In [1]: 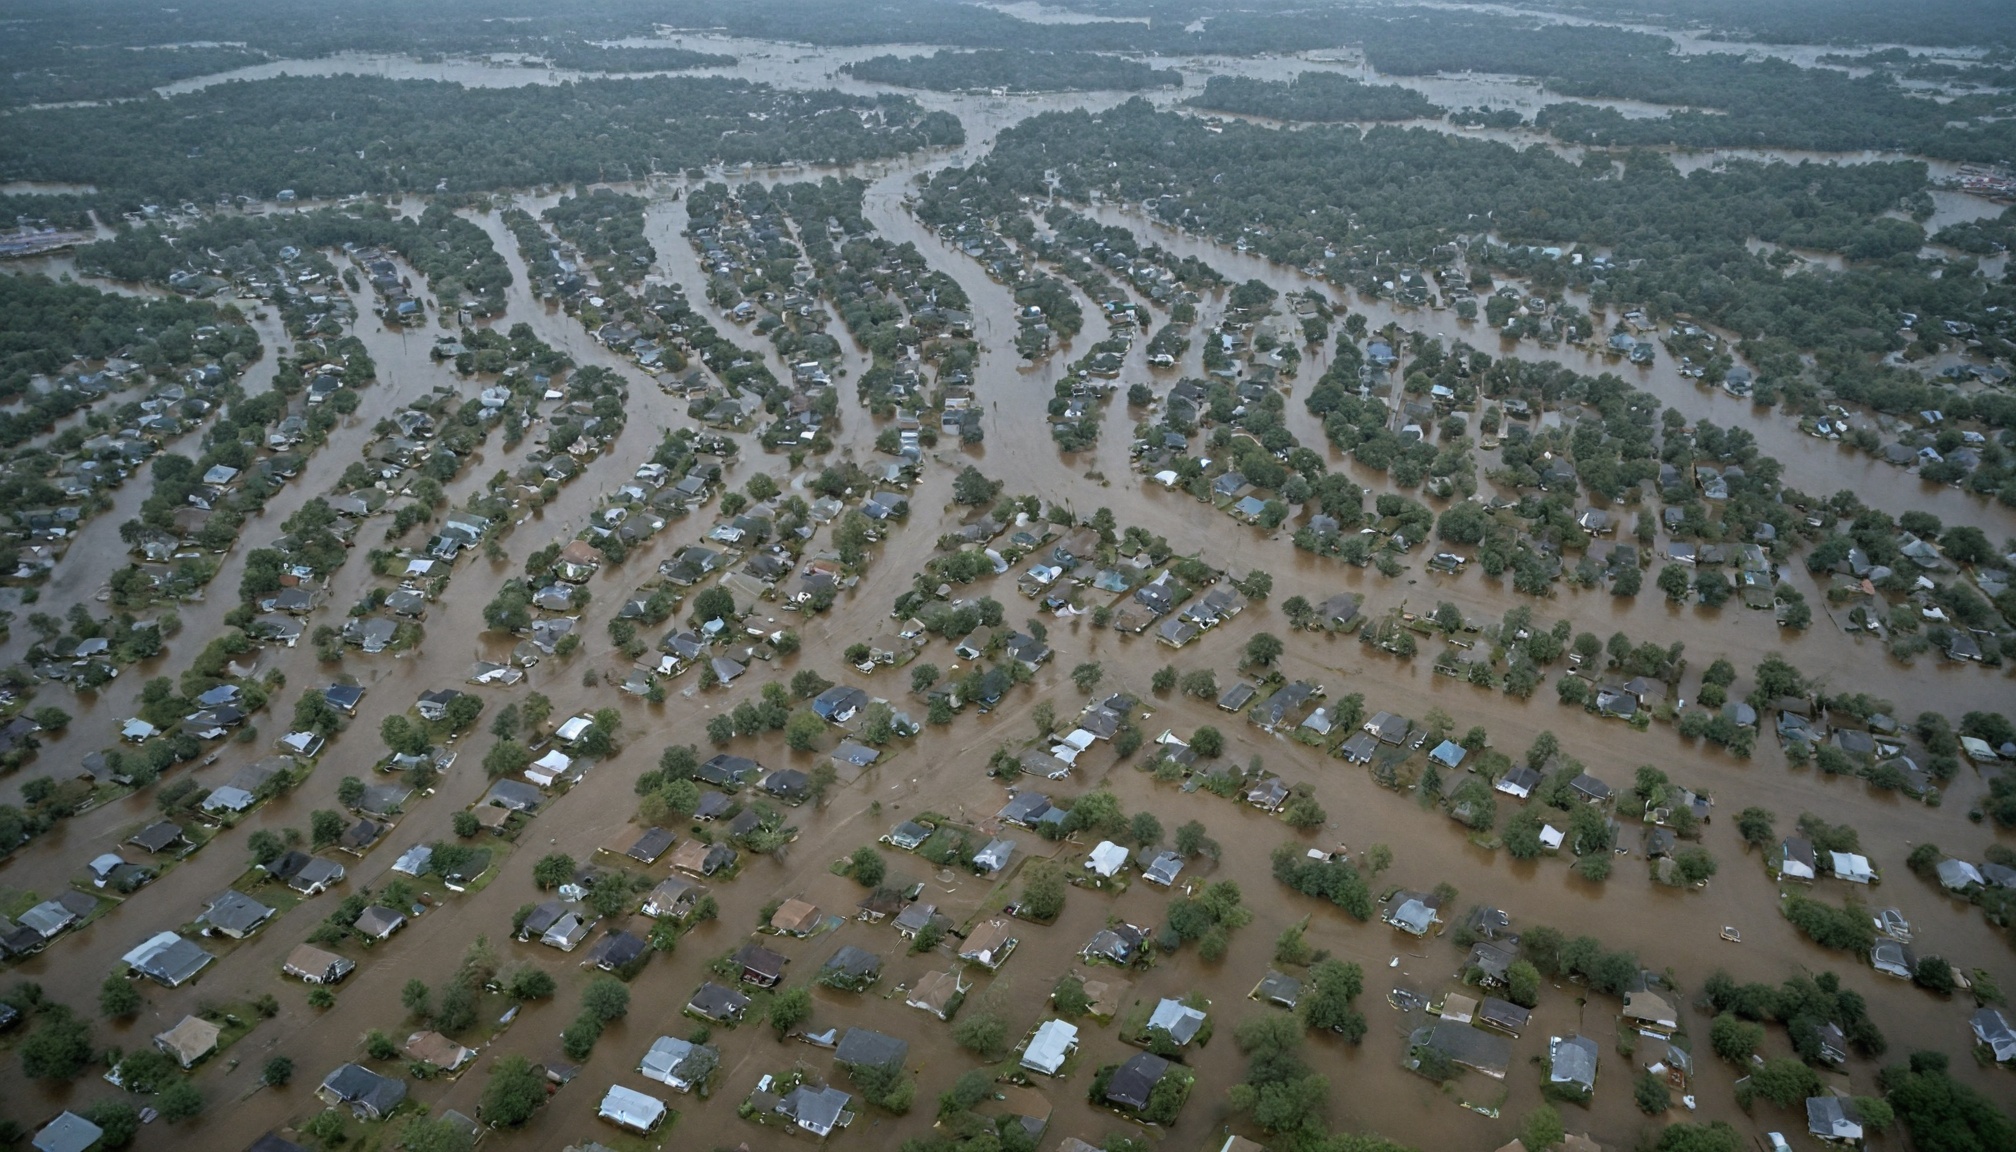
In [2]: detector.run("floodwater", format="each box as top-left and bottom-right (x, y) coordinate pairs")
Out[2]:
(2, 19), (2013, 1152)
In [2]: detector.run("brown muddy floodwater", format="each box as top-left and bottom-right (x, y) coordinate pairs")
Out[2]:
(3, 24), (2014, 1152)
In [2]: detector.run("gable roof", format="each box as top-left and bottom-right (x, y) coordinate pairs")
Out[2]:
(1104, 1051), (1170, 1110)
(835, 1026), (909, 1071)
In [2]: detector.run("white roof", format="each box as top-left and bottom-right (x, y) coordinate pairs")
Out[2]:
(556, 715), (594, 742)
(1539, 824), (1566, 849)
(1830, 852), (1874, 883)
(1147, 998), (1207, 1044)
(33, 1112), (103, 1152)
(392, 844), (434, 876)
(640, 1035), (698, 1085)
(533, 749), (572, 773)
(1061, 729), (1097, 751)
(1020, 1019), (1079, 1075)
(598, 1083), (667, 1131)
(202, 785), (257, 812)
(1085, 841), (1129, 878)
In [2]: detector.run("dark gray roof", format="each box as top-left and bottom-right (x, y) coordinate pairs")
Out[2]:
(834, 1026), (908, 1071)
(821, 945), (882, 981)
(1104, 1051), (1170, 1110)
(588, 929), (648, 970)
(688, 981), (750, 1020)
(1424, 1020), (1512, 1077)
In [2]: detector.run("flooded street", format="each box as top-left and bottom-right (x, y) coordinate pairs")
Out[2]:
(1, 19), (2013, 1152)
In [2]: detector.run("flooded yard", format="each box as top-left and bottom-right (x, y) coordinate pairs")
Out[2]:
(1, 13), (2013, 1152)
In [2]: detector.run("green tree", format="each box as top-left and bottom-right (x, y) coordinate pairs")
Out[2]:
(262, 1056), (294, 1087)
(481, 1054), (548, 1127)
(1735, 806), (1776, 849)
(951, 1008), (1008, 1060)
(157, 1080), (203, 1122)
(483, 739), (529, 778)
(1710, 1013), (1763, 1063)
(1129, 810), (1164, 847)
(1634, 1070), (1672, 1114)
(785, 708), (824, 750)
(507, 966), (556, 1000)
(1300, 958), (1367, 1041)
(310, 809), (344, 846)
(99, 973), (143, 1018)
(1742, 1057), (1821, 1108)
(401, 1117), (475, 1152)
(1071, 661), (1104, 693)
(769, 986), (812, 1038)
(691, 585), (735, 624)
(1191, 726), (1224, 758)
(19, 1005), (93, 1080)
(1019, 860), (1067, 921)
(849, 846), (886, 888)
(247, 828), (284, 864)
(1521, 1104), (1564, 1151)
(532, 852), (575, 890)
(402, 978), (432, 1018)
(1245, 632), (1284, 666)
(1657, 563), (1691, 601)
(582, 976), (630, 1021)
(1506, 960), (1542, 1009)
(1175, 819), (1218, 858)
(952, 466), (998, 506)
(84, 1101), (140, 1149)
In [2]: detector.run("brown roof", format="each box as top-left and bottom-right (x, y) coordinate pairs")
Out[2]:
(960, 918), (1016, 963)
(560, 540), (601, 565)
(284, 943), (344, 977)
(770, 897), (821, 935)
(403, 1030), (477, 1071)
(154, 1015), (220, 1067)
(670, 840), (717, 874)
(1080, 976), (1126, 1019)
(907, 969), (965, 1017)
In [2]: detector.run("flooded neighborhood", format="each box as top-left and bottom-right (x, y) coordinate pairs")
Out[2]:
(0, 4), (2013, 1152)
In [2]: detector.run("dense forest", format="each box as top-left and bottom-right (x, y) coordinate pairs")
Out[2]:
(1187, 72), (1441, 122)
(0, 274), (253, 405)
(843, 49), (1182, 92)
(1521, 0), (2016, 48)
(75, 202), (513, 316)
(0, 77), (962, 204)
(1, 193), (99, 232)
(537, 44), (736, 72)
(6, 0), (2013, 67)
(916, 100), (2016, 428)
(0, 43), (271, 107)
(5, 0), (2012, 154)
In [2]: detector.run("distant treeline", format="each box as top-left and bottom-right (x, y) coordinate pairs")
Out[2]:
(1186, 72), (1440, 123)
(0, 43), (271, 107)
(2, 0), (2012, 155)
(538, 44), (736, 72)
(0, 76), (962, 203)
(919, 100), (2016, 434)
(1525, 0), (2016, 49)
(844, 49), (1181, 93)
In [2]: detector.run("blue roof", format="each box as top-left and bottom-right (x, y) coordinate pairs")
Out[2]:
(1429, 740), (1466, 769)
